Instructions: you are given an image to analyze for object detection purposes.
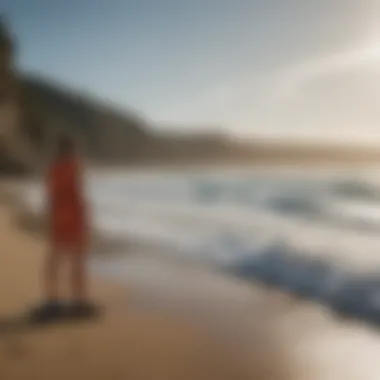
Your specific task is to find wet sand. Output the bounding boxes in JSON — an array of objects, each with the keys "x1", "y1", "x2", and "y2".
[
  {"x1": 1, "y1": 184, "x2": 380, "y2": 379},
  {"x1": 0, "y1": 201, "x2": 290, "y2": 380}
]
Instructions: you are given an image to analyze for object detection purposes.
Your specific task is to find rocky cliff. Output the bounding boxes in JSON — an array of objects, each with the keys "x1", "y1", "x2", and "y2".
[
  {"x1": 20, "y1": 75, "x2": 151, "y2": 163},
  {"x1": 0, "y1": 18, "x2": 234, "y2": 173},
  {"x1": 1, "y1": 17, "x2": 380, "y2": 175},
  {"x1": 0, "y1": 18, "x2": 163, "y2": 173}
]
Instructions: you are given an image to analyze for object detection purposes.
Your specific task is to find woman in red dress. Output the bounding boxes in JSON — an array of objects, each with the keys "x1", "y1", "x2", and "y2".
[{"x1": 32, "y1": 136, "x2": 97, "y2": 321}]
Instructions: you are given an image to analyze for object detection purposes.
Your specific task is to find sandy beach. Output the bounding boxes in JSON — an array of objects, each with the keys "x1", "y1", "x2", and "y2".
[
  {"x1": 0, "y1": 189, "x2": 291, "y2": 380},
  {"x1": 1, "y1": 185, "x2": 380, "y2": 380}
]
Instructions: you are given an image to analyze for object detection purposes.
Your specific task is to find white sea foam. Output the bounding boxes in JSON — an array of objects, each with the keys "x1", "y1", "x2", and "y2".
[{"x1": 21, "y1": 168, "x2": 380, "y2": 273}]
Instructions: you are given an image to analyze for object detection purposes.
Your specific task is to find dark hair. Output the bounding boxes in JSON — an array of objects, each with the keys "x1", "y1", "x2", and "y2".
[{"x1": 57, "y1": 135, "x2": 75, "y2": 156}]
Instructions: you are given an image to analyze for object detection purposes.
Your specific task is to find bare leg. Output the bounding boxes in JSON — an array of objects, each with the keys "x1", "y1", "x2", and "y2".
[
  {"x1": 28, "y1": 246, "x2": 65, "y2": 323},
  {"x1": 71, "y1": 251, "x2": 87, "y2": 302},
  {"x1": 45, "y1": 246, "x2": 62, "y2": 301},
  {"x1": 69, "y1": 248, "x2": 100, "y2": 319}
]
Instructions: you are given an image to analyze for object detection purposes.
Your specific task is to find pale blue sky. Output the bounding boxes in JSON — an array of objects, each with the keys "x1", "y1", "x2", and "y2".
[{"x1": 2, "y1": 0, "x2": 380, "y2": 143}]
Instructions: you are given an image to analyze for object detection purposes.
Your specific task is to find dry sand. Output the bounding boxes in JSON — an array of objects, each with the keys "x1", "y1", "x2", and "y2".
[{"x1": 1, "y1": 184, "x2": 380, "y2": 380}]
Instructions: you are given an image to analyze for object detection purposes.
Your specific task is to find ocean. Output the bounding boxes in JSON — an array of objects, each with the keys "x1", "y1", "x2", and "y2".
[
  {"x1": 19, "y1": 166, "x2": 380, "y2": 377},
  {"x1": 23, "y1": 167, "x2": 380, "y2": 273}
]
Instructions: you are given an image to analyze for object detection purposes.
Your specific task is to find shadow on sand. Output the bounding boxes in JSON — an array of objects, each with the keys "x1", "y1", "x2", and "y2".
[
  {"x1": 0, "y1": 309, "x2": 102, "y2": 337},
  {"x1": 0, "y1": 310, "x2": 103, "y2": 359}
]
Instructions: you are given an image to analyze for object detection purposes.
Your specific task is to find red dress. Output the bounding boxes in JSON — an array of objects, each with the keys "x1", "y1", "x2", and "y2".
[{"x1": 47, "y1": 154, "x2": 88, "y2": 252}]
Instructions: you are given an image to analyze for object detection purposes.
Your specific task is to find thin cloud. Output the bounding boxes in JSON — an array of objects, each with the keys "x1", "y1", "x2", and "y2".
[{"x1": 274, "y1": 44, "x2": 380, "y2": 102}]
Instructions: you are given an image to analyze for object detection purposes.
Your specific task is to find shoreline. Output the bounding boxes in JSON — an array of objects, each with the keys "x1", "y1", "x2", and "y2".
[
  {"x1": 0, "y1": 182, "x2": 293, "y2": 380},
  {"x1": 90, "y1": 162, "x2": 379, "y2": 176},
  {"x1": 3, "y1": 179, "x2": 380, "y2": 379}
]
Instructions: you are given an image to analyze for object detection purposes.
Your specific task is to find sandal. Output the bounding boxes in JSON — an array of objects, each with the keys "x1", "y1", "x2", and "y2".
[
  {"x1": 68, "y1": 301, "x2": 102, "y2": 320},
  {"x1": 28, "y1": 301, "x2": 67, "y2": 324}
]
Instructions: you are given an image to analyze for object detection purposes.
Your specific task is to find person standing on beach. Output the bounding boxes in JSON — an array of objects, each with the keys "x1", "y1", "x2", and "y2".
[{"x1": 31, "y1": 135, "x2": 97, "y2": 321}]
